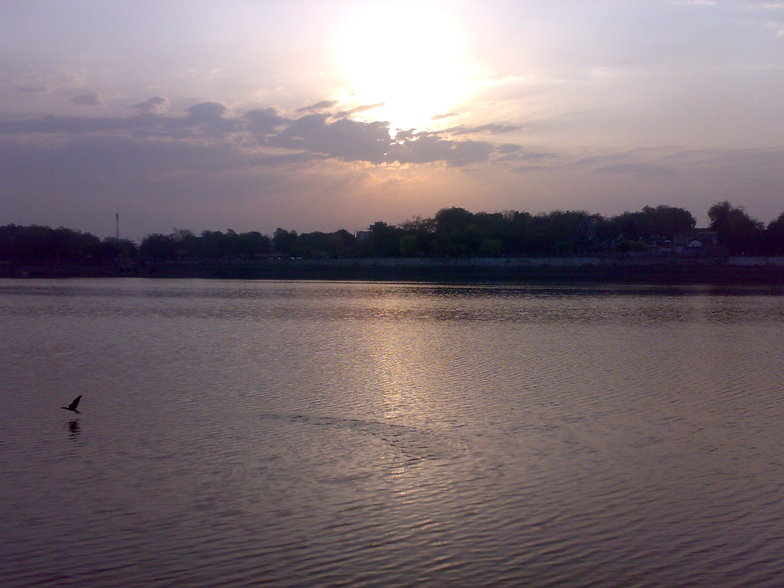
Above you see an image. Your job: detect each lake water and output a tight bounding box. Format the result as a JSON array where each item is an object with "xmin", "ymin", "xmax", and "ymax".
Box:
[{"xmin": 2, "ymin": 278, "xmax": 783, "ymax": 587}]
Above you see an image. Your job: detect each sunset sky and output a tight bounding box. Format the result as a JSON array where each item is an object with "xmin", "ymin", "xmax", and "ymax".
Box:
[{"xmin": 1, "ymin": 0, "xmax": 782, "ymax": 240}]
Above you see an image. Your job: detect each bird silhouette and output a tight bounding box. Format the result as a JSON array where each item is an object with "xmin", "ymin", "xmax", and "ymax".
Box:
[{"xmin": 61, "ymin": 395, "xmax": 82, "ymax": 414}]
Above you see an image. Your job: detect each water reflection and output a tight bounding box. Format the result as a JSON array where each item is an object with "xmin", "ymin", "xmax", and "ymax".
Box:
[{"xmin": 67, "ymin": 419, "xmax": 80, "ymax": 439}]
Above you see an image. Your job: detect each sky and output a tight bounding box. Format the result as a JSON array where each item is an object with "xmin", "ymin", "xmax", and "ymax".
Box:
[{"xmin": 1, "ymin": 0, "xmax": 782, "ymax": 240}]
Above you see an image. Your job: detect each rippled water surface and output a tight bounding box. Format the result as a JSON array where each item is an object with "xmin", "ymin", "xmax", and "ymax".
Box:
[{"xmin": 2, "ymin": 279, "xmax": 784, "ymax": 586}]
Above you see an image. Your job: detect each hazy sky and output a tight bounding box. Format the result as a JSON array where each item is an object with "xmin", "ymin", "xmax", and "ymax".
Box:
[{"xmin": 1, "ymin": 0, "xmax": 782, "ymax": 239}]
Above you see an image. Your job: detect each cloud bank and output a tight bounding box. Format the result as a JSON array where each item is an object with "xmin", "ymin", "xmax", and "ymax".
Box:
[{"xmin": 0, "ymin": 99, "xmax": 509, "ymax": 168}]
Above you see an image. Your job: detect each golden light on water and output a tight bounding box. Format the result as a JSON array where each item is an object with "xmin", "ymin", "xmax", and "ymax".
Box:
[{"xmin": 332, "ymin": 1, "xmax": 476, "ymax": 131}]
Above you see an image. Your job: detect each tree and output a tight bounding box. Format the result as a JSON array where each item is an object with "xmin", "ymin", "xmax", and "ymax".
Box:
[
  {"xmin": 399, "ymin": 216, "xmax": 436, "ymax": 255},
  {"xmin": 480, "ymin": 238, "xmax": 502, "ymax": 256},
  {"xmin": 238, "ymin": 231, "xmax": 270, "ymax": 257},
  {"xmin": 86, "ymin": 237, "xmax": 138, "ymax": 260},
  {"xmin": 329, "ymin": 229, "xmax": 356, "ymax": 257},
  {"xmin": 504, "ymin": 211, "xmax": 534, "ymax": 255},
  {"xmin": 0, "ymin": 225, "xmax": 103, "ymax": 263},
  {"xmin": 365, "ymin": 221, "xmax": 402, "ymax": 256},
  {"xmin": 612, "ymin": 205, "xmax": 695, "ymax": 240},
  {"xmin": 140, "ymin": 233, "xmax": 178, "ymax": 259},
  {"xmin": 399, "ymin": 234, "xmax": 422, "ymax": 256},
  {"xmin": 708, "ymin": 201, "xmax": 764, "ymax": 254},
  {"xmin": 527, "ymin": 210, "xmax": 591, "ymax": 255},
  {"xmin": 765, "ymin": 212, "xmax": 784, "ymax": 255},
  {"xmin": 434, "ymin": 207, "xmax": 474, "ymax": 235},
  {"xmin": 273, "ymin": 228, "xmax": 298, "ymax": 256}
]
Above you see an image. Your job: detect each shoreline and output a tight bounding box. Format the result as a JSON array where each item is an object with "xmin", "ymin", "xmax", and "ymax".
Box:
[{"xmin": 3, "ymin": 256, "xmax": 784, "ymax": 285}]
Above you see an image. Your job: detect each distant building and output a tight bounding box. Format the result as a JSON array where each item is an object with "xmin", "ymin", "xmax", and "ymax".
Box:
[{"xmin": 673, "ymin": 228, "xmax": 722, "ymax": 255}]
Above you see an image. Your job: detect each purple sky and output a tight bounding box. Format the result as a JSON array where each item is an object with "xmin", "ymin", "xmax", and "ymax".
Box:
[{"xmin": 1, "ymin": 0, "xmax": 782, "ymax": 240}]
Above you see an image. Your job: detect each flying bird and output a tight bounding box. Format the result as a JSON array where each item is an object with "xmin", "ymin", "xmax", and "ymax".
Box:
[{"xmin": 61, "ymin": 395, "xmax": 82, "ymax": 414}]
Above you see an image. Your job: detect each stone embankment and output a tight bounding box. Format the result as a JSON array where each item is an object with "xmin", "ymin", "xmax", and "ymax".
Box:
[{"xmin": 4, "ymin": 256, "xmax": 784, "ymax": 284}]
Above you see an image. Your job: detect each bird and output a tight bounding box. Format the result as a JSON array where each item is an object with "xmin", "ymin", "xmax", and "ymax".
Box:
[{"xmin": 61, "ymin": 395, "xmax": 82, "ymax": 414}]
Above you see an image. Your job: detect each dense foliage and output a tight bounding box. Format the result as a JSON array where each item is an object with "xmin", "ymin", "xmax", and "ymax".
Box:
[
  {"xmin": 2, "ymin": 202, "xmax": 784, "ymax": 263},
  {"xmin": 0, "ymin": 225, "xmax": 136, "ymax": 263}
]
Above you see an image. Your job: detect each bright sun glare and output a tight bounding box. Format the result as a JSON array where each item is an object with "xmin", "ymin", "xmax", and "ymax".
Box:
[{"xmin": 332, "ymin": 2, "xmax": 475, "ymax": 132}]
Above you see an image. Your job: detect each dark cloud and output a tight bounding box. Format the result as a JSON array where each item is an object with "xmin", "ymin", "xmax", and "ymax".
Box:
[
  {"xmin": 173, "ymin": 101, "xmax": 236, "ymax": 136},
  {"xmin": 71, "ymin": 91, "xmax": 105, "ymax": 107},
  {"xmin": 445, "ymin": 123, "xmax": 522, "ymax": 136},
  {"xmin": 17, "ymin": 85, "xmax": 47, "ymax": 93},
  {"xmin": 0, "ymin": 101, "xmax": 235, "ymax": 139},
  {"xmin": 185, "ymin": 101, "xmax": 228, "ymax": 120},
  {"xmin": 242, "ymin": 107, "xmax": 286, "ymax": 135},
  {"xmin": 498, "ymin": 143, "xmax": 522, "ymax": 154},
  {"xmin": 498, "ymin": 147, "xmax": 559, "ymax": 165},
  {"xmin": 521, "ymin": 151, "xmax": 558, "ymax": 161},
  {"xmin": 266, "ymin": 115, "xmax": 497, "ymax": 167},
  {"xmin": 130, "ymin": 96, "xmax": 169, "ymax": 114},
  {"xmin": 393, "ymin": 129, "xmax": 417, "ymax": 142},
  {"xmin": 0, "ymin": 135, "xmax": 319, "ymax": 239},
  {"xmin": 269, "ymin": 113, "xmax": 390, "ymax": 163},
  {"xmin": 598, "ymin": 162, "xmax": 675, "ymax": 176},
  {"xmin": 0, "ymin": 100, "xmax": 508, "ymax": 168},
  {"xmin": 388, "ymin": 133, "xmax": 494, "ymax": 167},
  {"xmin": 512, "ymin": 164, "xmax": 551, "ymax": 173},
  {"xmin": 3, "ymin": 111, "xmax": 783, "ymax": 239},
  {"xmin": 0, "ymin": 114, "xmax": 139, "ymax": 134},
  {"xmin": 296, "ymin": 100, "xmax": 337, "ymax": 113}
]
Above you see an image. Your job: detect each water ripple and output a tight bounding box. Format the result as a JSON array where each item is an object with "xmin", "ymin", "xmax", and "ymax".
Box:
[{"xmin": 3, "ymin": 280, "xmax": 784, "ymax": 586}]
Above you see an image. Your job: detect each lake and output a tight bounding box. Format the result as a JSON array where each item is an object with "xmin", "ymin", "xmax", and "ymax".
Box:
[{"xmin": 2, "ymin": 278, "xmax": 783, "ymax": 587}]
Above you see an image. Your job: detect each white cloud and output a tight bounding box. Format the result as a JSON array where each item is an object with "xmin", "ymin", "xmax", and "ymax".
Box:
[{"xmin": 766, "ymin": 20, "xmax": 784, "ymax": 35}]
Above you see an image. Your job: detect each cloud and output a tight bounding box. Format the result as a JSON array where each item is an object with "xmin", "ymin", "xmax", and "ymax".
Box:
[
  {"xmin": 508, "ymin": 150, "xmax": 565, "ymax": 171},
  {"xmin": 511, "ymin": 164, "xmax": 551, "ymax": 173},
  {"xmin": 296, "ymin": 100, "xmax": 337, "ymax": 113},
  {"xmin": 335, "ymin": 103, "xmax": 385, "ymax": 118},
  {"xmin": 0, "ymin": 134, "xmax": 321, "ymax": 239},
  {"xmin": 71, "ymin": 91, "xmax": 105, "ymax": 107},
  {"xmin": 0, "ymin": 114, "xmax": 137, "ymax": 134},
  {"xmin": 7, "ymin": 71, "xmax": 86, "ymax": 95},
  {"xmin": 766, "ymin": 20, "xmax": 784, "ymax": 35},
  {"xmin": 266, "ymin": 115, "xmax": 499, "ymax": 167},
  {"xmin": 748, "ymin": 2, "xmax": 784, "ymax": 10},
  {"xmin": 388, "ymin": 133, "xmax": 494, "ymax": 167},
  {"xmin": 666, "ymin": 0, "xmax": 716, "ymax": 6},
  {"xmin": 185, "ymin": 101, "xmax": 228, "ymax": 120},
  {"xmin": 3, "ymin": 113, "xmax": 783, "ymax": 239},
  {"xmin": 130, "ymin": 96, "xmax": 169, "ymax": 114},
  {"xmin": 431, "ymin": 112, "xmax": 459, "ymax": 121},
  {"xmin": 506, "ymin": 145, "xmax": 784, "ymax": 185},
  {"xmin": 445, "ymin": 123, "xmax": 523, "ymax": 136},
  {"xmin": 242, "ymin": 107, "xmax": 286, "ymax": 135},
  {"xmin": 17, "ymin": 85, "xmax": 48, "ymax": 94},
  {"xmin": 174, "ymin": 101, "xmax": 236, "ymax": 136},
  {"xmin": 498, "ymin": 143, "xmax": 522, "ymax": 154},
  {"xmin": 0, "ymin": 99, "xmax": 510, "ymax": 168},
  {"xmin": 269, "ymin": 113, "xmax": 390, "ymax": 163},
  {"xmin": 597, "ymin": 162, "xmax": 675, "ymax": 176}
]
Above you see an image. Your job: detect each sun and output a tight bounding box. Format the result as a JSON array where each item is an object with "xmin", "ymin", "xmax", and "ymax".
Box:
[{"xmin": 332, "ymin": 1, "xmax": 475, "ymax": 132}]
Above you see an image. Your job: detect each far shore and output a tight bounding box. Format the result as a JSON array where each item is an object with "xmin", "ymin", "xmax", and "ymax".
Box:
[{"xmin": 3, "ymin": 255, "xmax": 784, "ymax": 285}]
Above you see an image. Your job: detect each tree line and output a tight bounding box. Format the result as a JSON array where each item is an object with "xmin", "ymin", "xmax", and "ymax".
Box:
[{"xmin": 2, "ymin": 201, "xmax": 784, "ymax": 264}]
